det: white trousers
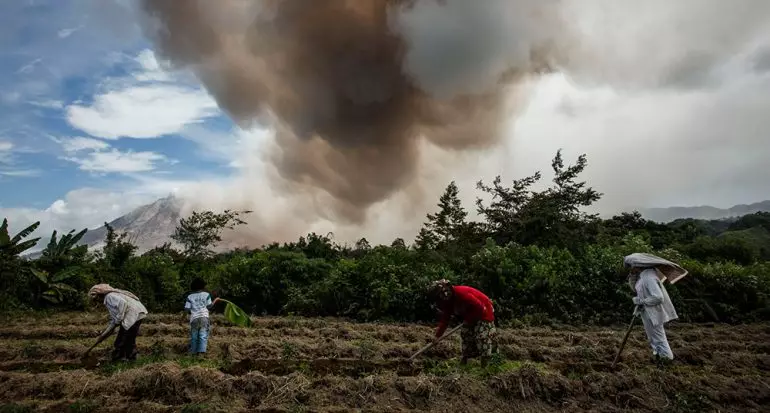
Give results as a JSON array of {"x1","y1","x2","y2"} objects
[{"x1": 640, "y1": 311, "x2": 674, "y2": 359}]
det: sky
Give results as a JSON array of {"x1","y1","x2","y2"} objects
[{"x1": 1, "y1": 0, "x2": 770, "y2": 247}]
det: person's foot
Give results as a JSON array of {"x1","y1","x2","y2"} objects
[{"x1": 651, "y1": 354, "x2": 673, "y2": 367}]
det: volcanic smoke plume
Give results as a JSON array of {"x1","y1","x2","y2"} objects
[{"x1": 139, "y1": 0, "x2": 564, "y2": 222}]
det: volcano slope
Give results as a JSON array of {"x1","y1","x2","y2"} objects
[{"x1": 1, "y1": 313, "x2": 769, "y2": 412}]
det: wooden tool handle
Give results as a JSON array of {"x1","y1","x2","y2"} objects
[{"x1": 409, "y1": 324, "x2": 464, "y2": 360}]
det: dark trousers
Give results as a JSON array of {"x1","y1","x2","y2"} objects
[{"x1": 112, "y1": 320, "x2": 142, "y2": 361}]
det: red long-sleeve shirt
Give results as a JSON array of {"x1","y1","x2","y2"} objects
[{"x1": 435, "y1": 285, "x2": 495, "y2": 338}]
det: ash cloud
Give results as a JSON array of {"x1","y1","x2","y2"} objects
[{"x1": 138, "y1": 0, "x2": 563, "y2": 223}]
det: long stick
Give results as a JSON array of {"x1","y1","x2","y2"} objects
[
  {"x1": 409, "y1": 324, "x2": 464, "y2": 361},
  {"x1": 612, "y1": 310, "x2": 639, "y2": 368}
]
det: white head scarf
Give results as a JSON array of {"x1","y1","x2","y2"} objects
[{"x1": 88, "y1": 284, "x2": 140, "y2": 301}]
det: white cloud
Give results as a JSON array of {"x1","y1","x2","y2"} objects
[
  {"x1": 133, "y1": 49, "x2": 171, "y2": 82},
  {"x1": 59, "y1": 136, "x2": 110, "y2": 153},
  {"x1": 0, "y1": 170, "x2": 40, "y2": 178},
  {"x1": 0, "y1": 187, "x2": 165, "y2": 251},
  {"x1": 0, "y1": 141, "x2": 16, "y2": 166},
  {"x1": 16, "y1": 58, "x2": 43, "y2": 75},
  {"x1": 0, "y1": 140, "x2": 39, "y2": 177},
  {"x1": 65, "y1": 148, "x2": 170, "y2": 173},
  {"x1": 28, "y1": 99, "x2": 64, "y2": 109},
  {"x1": 56, "y1": 136, "x2": 169, "y2": 174},
  {"x1": 57, "y1": 25, "x2": 83, "y2": 39},
  {"x1": 4, "y1": 1, "x2": 770, "y2": 252},
  {"x1": 66, "y1": 84, "x2": 219, "y2": 139}
]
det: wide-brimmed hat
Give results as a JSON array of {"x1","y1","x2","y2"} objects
[{"x1": 623, "y1": 253, "x2": 688, "y2": 284}]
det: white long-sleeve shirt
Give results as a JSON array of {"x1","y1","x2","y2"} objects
[
  {"x1": 634, "y1": 269, "x2": 678, "y2": 327},
  {"x1": 104, "y1": 292, "x2": 148, "y2": 330}
]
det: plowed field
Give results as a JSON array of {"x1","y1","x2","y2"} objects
[{"x1": 1, "y1": 313, "x2": 769, "y2": 412}]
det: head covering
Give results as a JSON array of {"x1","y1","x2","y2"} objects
[
  {"x1": 88, "y1": 284, "x2": 140, "y2": 301},
  {"x1": 428, "y1": 279, "x2": 453, "y2": 301},
  {"x1": 623, "y1": 253, "x2": 688, "y2": 284}
]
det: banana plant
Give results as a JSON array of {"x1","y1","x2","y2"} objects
[
  {"x1": 41, "y1": 228, "x2": 88, "y2": 261},
  {"x1": 0, "y1": 218, "x2": 41, "y2": 257},
  {"x1": 31, "y1": 267, "x2": 79, "y2": 305}
]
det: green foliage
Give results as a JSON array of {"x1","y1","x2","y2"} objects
[
  {"x1": 2, "y1": 151, "x2": 770, "y2": 324},
  {"x1": 417, "y1": 181, "x2": 467, "y2": 249},
  {"x1": 0, "y1": 218, "x2": 40, "y2": 256},
  {"x1": 220, "y1": 299, "x2": 252, "y2": 327},
  {"x1": 172, "y1": 209, "x2": 251, "y2": 257},
  {"x1": 67, "y1": 400, "x2": 98, "y2": 413},
  {"x1": 477, "y1": 150, "x2": 601, "y2": 249},
  {"x1": 30, "y1": 268, "x2": 79, "y2": 305},
  {"x1": 424, "y1": 356, "x2": 545, "y2": 378},
  {"x1": 0, "y1": 403, "x2": 32, "y2": 413},
  {"x1": 123, "y1": 252, "x2": 182, "y2": 312},
  {"x1": 180, "y1": 404, "x2": 211, "y2": 413},
  {"x1": 103, "y1": 222, "x2": 138, "y2": 271}
]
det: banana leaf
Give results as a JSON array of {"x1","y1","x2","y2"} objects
[{"x1": 219, "y1": 299, "x2": 252, "y2": 327}]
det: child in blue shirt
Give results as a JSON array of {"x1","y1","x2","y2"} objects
[{"x1": 184, "y1": 278, "x2": 220, "y2": 356}]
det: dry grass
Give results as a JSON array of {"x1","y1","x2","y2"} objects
[{"x1": 1, "y1": 313, "x2": 769, "y2": 412}]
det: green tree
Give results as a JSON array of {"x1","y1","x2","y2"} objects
[
  {"x1": 0, "y1": 219, "x2": 40, "y2": 257},
  {"x1": 30, "y1": 268, "x2": 78, "y2": 306},
  {"x1": 476, "y1": 172, "x2": 541, "y2": 243},
  {"x1": 421, "y1": 181, "x2": 468, "y2": 245},
  {"x1": 38, "y1": 228, "x2": 89, "y2": 274},
  {"x1": 33, "y1": 228, "x2": 90, "y2": 307},
  {"x1": 729, "y1": 212, "x2": 770, "y2": 232},
  {"x1": 171, "y1": 209, "x2": 250, "y2": 257},
  {"x1": 414, "y1": 227, "x2": 439, "y2": 250},
  {"x1": 0, "y1": 219, "x2": 41, "y2": 309},
  {"x1": 516, "y1": 151, "x2": 602, "y2": 248},
  {"x1": 477, "y1": 150, "x2": 601, "y2": 249},
  {"x1": 355, "y1": 238, "x2": 371, "y2": 251},
  {"x1": 390, "y1": 238, "x2": 407, "y2": 249},
  {"x1": 102, "y1": 223, "x2": 137, "y2": 271}
]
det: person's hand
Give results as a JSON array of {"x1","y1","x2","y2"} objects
[
  {"x1": 632, "y1": 297, "x2": 641, "y2": 305},
  {"x1": 432, "y1": 337, "x2": 441, "y2": 346},
  {"x1": 213, "y1": 297, "x2": 221, "y2": 305}
]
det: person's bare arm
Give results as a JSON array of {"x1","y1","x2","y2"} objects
[{"x1": 85, "y1": 322, "x2": 117, "y2": 355}]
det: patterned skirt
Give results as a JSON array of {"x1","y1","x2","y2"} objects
[{"x1": 460, "y1": 320, "x2": 498, "y2": 359}]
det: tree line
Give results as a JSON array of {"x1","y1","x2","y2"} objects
[{"x1": 2, "y1": 150, "x2": 770, "y2": 325}]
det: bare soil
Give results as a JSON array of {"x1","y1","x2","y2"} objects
[{"x1": 1, "y1": 313, "x2": 769, "y2": 412}]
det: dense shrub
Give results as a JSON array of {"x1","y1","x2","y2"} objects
[{"x1": 2, "y1": 152, "x2": 769, "y2": 325}]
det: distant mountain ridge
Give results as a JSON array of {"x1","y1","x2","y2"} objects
[
  {"x1": 68, "y1": 197, "x2": 770, "y2": 253},
  {"x1": 640, "y1": 200, "x2": 770, "y2": 223},
  {"x1": 78, "y1": 195, "x2": 184, "y2": 253}
]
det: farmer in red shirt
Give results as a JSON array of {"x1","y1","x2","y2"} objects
[{"x1": 429, "y1": 279, "x2": 498, "y2": 365}]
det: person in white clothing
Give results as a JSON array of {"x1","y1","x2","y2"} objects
[
  {"x1": 185, "y1": 278, "x2": 220, "y2": 356},
  {"x1": 625, "y1": 263, "x2": 679, "y2": 362},
  {"x1": 87, "y1": 284, "x2": 148, "y2": 362}
]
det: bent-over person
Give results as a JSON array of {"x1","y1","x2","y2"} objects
[
  {"x1": 429, "y1": 279, "x2": 497, "y2": 366},
  {"x1": 87, "y1": 284, "x2": 148, "y2": 362}
]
